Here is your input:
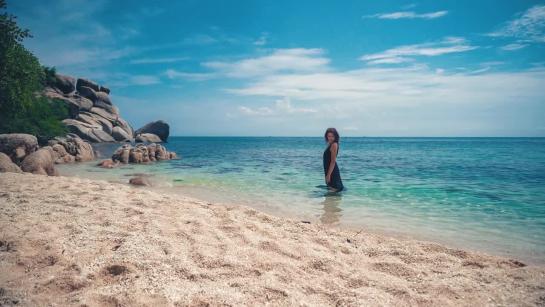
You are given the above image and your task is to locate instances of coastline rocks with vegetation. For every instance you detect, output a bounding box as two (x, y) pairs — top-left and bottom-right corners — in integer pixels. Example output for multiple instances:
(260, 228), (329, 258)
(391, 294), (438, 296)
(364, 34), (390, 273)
(135, 120), (169, 142)
(111, 143), (177, 165)
(52, 74), (76, 94)
(43, 75), (135, 143)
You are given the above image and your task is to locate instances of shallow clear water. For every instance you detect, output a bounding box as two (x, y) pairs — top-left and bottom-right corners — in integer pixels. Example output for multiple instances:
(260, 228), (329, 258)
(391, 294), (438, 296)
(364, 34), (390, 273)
(59, 137), (545, 263)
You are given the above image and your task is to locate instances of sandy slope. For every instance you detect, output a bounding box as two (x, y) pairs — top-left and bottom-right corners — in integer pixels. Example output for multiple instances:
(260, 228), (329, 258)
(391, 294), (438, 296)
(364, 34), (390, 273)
(0, 172), (544, 306)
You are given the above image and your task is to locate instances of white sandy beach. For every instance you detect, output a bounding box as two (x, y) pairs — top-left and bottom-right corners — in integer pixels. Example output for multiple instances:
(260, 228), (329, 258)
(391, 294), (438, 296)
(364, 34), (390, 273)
(1, 172), (544, 306)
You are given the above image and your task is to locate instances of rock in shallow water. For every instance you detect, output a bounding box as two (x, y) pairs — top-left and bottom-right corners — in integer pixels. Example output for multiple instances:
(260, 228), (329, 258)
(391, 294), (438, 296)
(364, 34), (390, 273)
(111, 143), (177, 164)
(97, 159), (118, 168)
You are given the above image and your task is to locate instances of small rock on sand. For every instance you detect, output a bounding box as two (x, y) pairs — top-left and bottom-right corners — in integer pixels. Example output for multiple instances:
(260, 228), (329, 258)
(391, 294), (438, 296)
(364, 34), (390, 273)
(129, 177), (150, 186)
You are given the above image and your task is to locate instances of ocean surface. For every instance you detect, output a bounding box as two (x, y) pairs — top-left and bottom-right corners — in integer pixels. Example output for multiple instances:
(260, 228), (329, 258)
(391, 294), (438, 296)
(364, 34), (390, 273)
(58, 137), (545, 264)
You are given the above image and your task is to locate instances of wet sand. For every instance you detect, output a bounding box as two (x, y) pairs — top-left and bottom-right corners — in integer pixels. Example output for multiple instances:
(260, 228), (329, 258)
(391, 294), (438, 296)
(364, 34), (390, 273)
(0, 172), (544, 306)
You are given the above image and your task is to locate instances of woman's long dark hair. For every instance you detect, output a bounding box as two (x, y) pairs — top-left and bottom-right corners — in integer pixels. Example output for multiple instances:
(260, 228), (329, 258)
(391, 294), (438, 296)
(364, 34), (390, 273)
(324, 128), (340, 143)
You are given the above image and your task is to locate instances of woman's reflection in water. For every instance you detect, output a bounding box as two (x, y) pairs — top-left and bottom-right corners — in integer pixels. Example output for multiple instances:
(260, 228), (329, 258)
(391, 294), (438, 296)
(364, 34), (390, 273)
(319, 193), (343, 225)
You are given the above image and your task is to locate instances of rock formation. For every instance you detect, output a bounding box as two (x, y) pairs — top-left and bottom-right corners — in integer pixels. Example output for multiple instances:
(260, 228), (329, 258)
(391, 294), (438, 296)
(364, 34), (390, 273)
(135, 133), (162, 143)
(135, 120), (170, 142)
(43, 74), (134, 143)
(0, 134), (39, 164)
(42, 72), (172, 145)
(0, 152), (22, 173)
(48, 135), (95, 163)
(20, 147), (58, 176)
(0, 133), (95, 176)
(111, 143), (177, 165)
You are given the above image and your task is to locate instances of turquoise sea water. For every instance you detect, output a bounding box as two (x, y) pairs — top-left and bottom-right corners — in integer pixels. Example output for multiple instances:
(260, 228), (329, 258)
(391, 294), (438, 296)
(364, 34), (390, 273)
(58, 137), (545, 263)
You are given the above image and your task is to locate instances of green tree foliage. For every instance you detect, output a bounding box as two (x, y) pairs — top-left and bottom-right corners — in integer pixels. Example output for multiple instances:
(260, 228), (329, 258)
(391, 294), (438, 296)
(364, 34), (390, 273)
(0, 0), (68, 143)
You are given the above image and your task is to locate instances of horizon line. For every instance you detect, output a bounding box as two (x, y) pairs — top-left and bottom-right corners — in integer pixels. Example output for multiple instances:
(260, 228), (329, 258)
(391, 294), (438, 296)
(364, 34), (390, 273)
(168, 135), (545, 138)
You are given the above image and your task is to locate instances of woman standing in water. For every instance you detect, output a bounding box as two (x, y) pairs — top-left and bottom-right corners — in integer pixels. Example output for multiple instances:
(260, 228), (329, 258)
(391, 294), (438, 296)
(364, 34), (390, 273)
(323, 128), (344, 192)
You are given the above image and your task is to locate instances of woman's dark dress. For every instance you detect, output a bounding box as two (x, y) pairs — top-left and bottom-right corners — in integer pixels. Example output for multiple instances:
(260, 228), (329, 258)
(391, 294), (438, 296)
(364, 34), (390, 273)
(323, 143), (344, 191)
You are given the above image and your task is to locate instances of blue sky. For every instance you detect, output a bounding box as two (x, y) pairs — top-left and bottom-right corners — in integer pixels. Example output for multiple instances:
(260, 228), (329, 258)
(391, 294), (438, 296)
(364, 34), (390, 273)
(9, 0), (545, 136)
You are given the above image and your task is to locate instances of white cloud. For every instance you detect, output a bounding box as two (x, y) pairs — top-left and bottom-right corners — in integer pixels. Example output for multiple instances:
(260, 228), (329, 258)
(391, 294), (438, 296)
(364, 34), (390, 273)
(274, 97), (317, 114)
(488, 4), (545, 43)
(203, 48), (330, 77)
(366, 56), (413, 65)
(360, 37), (478, 64)
(364, 10), (448, 20)
(238, 106), (274, 116)
(219, 51), (545, 136)
(238, 97), (317, 117)
(128, 75), (161, 85)
(225, 64), (545, 108)
(130, 56), (189, 64)
(501, 43), (528, 51)
(164, 69), (218, 81)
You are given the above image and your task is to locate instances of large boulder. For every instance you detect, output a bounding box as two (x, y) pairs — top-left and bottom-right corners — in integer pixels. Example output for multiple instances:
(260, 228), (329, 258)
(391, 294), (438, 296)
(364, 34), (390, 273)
(76, 78), (100, 92)
(112, 126), (132, 142)
(51, 143), (75, 164)
(48, 135), (94, 162)
(95, 91), (112, 105)
(0, 133), (39, 164)
(115, 117), (134, 137)
(99, 85), (110, 94)
(63, 119), (115, 143)
(72, 136), (95, 161)
(93, 100), (117, 114)
(77, 112), (113, 134)
(89, 107), (118, 122)
(54, 74), (76, 94)
(0, 152), (22, 173)
(135, 120), (169, 142)
(20, 147), (58, 176)
(77, 86), (98, 102)
(65, 95), (94, 113)
(136, 133), (162, 143)
(48, 136), (77, 156)
(112, 145), (131, 163)
(43, 90), (93, 118)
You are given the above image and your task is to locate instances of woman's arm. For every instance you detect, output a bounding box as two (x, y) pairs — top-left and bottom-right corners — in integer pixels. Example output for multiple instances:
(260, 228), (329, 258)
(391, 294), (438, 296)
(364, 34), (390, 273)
(326, 143), (338, 183)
